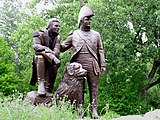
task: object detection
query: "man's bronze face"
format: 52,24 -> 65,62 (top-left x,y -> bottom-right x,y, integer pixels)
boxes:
82,16 -> 92,28
50,22 -> 60,34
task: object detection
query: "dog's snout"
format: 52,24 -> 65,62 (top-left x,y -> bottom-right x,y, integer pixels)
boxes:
81,68 -> 87,73
78,68 -> 87,76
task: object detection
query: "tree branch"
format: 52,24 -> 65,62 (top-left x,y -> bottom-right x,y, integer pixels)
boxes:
140,77 -> 160,97
148,60 -> 160,79
140,60 -> 160,97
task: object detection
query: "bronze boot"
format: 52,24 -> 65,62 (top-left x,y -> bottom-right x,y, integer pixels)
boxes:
45,65 -> 57,96
90,90 -> 99,119
36,55 -> 46,96
90,105 -> 99,119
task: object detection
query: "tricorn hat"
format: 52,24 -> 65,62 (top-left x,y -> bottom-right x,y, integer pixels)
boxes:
78,5 -> 94,27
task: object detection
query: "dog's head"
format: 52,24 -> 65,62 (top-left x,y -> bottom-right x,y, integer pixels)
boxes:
67,62 -> 87,77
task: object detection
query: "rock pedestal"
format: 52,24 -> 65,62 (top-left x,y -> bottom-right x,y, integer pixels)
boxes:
112,109 -> 160,120
26,91 -> 53,105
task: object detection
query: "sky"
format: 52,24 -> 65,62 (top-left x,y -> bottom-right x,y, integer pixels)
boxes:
0,0 -> 31,7
0,0 -> 55,14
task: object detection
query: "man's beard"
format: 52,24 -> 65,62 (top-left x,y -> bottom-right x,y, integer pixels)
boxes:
81,25 -> 91,31
48,29 -> 59,37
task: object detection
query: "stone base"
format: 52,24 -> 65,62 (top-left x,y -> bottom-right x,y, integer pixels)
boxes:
26,91 -> 53,105
112,109 -> 160,120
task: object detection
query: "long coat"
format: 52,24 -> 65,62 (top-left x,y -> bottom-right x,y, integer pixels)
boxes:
33,30 -> 60,58
60,29 -> 106,75
29,30 -> 60,85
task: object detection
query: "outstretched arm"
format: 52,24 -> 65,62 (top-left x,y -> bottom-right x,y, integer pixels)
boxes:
60,34 -> 72,52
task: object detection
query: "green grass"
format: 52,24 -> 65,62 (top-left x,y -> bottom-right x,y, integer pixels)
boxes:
0,92 -> 119,120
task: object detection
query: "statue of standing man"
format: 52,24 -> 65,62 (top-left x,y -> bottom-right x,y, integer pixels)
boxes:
30,17 -> 61,96
60,5 -> 106,119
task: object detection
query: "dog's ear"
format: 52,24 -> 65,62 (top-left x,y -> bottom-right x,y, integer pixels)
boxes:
67,65 -> 74,76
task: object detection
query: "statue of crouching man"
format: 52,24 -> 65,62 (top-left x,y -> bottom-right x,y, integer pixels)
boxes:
29,17 -> 61,97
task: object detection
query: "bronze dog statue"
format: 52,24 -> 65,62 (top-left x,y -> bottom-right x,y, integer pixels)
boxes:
54,62 -> 87,107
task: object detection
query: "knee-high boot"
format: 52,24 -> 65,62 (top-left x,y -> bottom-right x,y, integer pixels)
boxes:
45,66 -> 57,94
36,55 -> 46,96
90,90 -> 99,119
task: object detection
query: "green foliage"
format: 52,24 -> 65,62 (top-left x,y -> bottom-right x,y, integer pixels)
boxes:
0,93 -> 79,120
26,0 -> 41,9
100,104 -> 120,120
1,0 -> 160,116
0,36 -> 20,95
144,85 -> 160,108
0,93 -> 119,120
0,0 -> 23,45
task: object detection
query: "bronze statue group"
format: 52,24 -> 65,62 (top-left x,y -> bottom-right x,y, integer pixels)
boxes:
29,5 -> 106,119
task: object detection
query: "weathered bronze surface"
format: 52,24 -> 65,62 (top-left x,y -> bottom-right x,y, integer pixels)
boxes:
54,62 -> 87,108
26,91 -> 52,105
29,17 -> 61,96
60,5 -> 106,119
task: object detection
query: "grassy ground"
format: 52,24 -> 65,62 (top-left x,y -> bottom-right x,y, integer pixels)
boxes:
0,92 -> 119,120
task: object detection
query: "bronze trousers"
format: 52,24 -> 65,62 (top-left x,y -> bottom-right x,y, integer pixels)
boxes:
75,54 -> 99,109
35,55 -> 57,93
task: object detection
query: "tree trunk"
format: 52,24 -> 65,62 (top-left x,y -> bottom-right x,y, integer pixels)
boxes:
148,60 -> 160,79
140,60 -> 160,97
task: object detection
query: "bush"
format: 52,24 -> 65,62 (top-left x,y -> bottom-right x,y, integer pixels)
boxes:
0,36 -> 21,95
